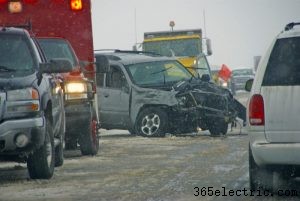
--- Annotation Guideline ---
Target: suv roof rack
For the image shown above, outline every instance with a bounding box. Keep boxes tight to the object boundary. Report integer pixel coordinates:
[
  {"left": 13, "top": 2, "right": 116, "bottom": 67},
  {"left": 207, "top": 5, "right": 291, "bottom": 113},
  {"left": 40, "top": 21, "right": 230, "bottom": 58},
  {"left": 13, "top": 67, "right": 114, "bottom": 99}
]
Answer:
[{"left": 284, "top": 22, "right": 300, "bottom": 31}]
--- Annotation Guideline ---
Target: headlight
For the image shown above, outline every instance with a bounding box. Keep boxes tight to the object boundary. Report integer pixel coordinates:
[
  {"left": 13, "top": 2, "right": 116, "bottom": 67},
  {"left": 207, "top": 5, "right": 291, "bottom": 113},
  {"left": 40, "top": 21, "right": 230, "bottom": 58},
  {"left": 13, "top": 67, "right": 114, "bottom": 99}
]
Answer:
[
  {"left": 6, "top": 88, "right": 40, "bottom": 113},
  {"left": 7, "top": 88, "right": 39, "bottom": 101},
  {"left": 64, "top": 82, "right": 87, "bottom": 100}
]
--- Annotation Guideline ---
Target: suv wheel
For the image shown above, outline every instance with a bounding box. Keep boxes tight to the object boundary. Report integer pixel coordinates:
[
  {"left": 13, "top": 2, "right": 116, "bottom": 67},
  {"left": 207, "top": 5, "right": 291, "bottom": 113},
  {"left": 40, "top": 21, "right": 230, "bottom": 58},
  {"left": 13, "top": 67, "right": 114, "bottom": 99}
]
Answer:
[
  {"left": 27, "top": 116, "right": 55, "bottom": 179},
  {"left": 78, "top": 105, "right": 99, "bottom": 155},
  {"left": 208, "top": 118, "right": 228, "bottom": 136},
  {"left": 135, "top": 107, "right": 168, "bottom": 137},
  {"left": 249, "top": 145, "right": 273, "bottom": 191}
]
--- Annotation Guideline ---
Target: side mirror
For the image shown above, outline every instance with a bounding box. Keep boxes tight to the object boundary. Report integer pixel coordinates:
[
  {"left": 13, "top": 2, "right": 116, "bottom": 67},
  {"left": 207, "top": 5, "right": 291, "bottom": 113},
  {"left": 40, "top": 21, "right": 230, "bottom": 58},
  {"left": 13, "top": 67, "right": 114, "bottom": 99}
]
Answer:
[
  {"left": 201, "top": 74, "right": 211, "bottom": 82},
  {"left": 205, "top": 38, "right": 212, "bottom": 56},
  {"left": 245, "top": 78, "right": 254, "bottom": 92},
  {"left": 40, "top": 58, "right": 73, "bottom": 73},
  {"left": 95, "top": 55, "right": 110, "bottom": 73}
]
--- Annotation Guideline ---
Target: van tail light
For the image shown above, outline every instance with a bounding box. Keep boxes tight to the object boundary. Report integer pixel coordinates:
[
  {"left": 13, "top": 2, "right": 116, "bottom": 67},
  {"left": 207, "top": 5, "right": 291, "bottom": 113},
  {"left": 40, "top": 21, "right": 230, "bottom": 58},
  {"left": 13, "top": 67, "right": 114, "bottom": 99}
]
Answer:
[{"left": 248, "top": 94, "right": 265, "bottom": 126}]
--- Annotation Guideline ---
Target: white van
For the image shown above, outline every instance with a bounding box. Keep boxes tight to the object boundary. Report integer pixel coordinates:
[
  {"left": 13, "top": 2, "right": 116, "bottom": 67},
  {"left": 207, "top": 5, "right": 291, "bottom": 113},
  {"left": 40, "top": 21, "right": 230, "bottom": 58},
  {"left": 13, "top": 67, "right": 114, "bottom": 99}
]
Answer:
[{"left": 246, "top": 22, "right": 300, "bottom": 191}]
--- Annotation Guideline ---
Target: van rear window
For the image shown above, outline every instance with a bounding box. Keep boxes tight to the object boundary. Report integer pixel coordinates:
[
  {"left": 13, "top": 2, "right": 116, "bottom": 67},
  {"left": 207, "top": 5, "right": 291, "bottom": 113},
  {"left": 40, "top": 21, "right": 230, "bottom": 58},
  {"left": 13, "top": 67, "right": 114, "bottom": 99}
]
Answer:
[{"left": 262, "top": 37, "right": 300, "bottom": 86}]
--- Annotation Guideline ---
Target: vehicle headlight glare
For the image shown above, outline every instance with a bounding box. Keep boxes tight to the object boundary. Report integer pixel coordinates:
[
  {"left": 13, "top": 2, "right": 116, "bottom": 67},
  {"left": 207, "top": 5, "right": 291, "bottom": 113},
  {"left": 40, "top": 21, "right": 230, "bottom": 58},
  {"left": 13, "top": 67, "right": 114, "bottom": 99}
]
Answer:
[
  {"left": 65, "top": 82, "right": 87, "bottom": 93},
  {"left": 222, "top": 82, "right": 228, "bottom": 88},
  {"left": 64, "top": 82, "right": 88, "bottom": 100}
]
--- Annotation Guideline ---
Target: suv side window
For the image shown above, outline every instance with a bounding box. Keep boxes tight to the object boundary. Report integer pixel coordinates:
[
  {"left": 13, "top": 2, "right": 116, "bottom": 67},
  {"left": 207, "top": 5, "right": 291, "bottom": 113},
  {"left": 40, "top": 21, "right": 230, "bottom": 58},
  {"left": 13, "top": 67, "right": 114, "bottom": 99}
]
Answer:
[
  {"left": 106, "top": 65, "right": 127, "bottom": 89},
  {"left": 262, "top": 37, "right": 300, "bottom": 86}
]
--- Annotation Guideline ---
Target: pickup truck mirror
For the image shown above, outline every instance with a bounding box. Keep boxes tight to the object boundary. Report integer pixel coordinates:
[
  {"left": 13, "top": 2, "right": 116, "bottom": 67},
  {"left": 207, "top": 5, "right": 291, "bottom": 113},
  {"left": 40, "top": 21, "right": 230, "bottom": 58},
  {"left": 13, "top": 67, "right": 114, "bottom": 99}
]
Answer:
[
  {"left": 203, "top": 38, "right": 212, "bottom": 56},
  {"left": 245, "top": 78, "right": 254, "bottom": 92},
  {"left": 40, "top": 58, "right": 73, "bottom": 73},
  {"left": 95, "top": 55, "right": 110, "bottom": 73}
]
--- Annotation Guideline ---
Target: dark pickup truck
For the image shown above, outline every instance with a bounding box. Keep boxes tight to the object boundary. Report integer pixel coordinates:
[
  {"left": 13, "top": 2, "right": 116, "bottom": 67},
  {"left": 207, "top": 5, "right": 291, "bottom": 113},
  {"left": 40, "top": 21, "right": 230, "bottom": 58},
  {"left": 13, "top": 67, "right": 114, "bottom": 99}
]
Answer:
[{"left": 0, "top": 27, "right": 72, "bottom": 179}]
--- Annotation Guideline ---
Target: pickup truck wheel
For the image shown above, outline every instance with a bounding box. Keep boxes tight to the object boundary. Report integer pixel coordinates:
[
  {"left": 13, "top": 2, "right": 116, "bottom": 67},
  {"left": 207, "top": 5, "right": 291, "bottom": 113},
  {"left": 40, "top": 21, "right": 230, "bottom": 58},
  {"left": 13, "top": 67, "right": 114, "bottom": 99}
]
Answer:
[
  {"left": 249, "top": 145, "right": 273, "bottom": 191},
  {"left": 135, "top": 107, "right": 168, "bottom": 137},
  {"left": 27, "top": 117, "right": 55, "bottom": 179},
  {"left": 208, "top": 118, "right": 228, "bottom": 136},
  {"left": 79, "top": 106, "right": 99, "bottom": 155}
]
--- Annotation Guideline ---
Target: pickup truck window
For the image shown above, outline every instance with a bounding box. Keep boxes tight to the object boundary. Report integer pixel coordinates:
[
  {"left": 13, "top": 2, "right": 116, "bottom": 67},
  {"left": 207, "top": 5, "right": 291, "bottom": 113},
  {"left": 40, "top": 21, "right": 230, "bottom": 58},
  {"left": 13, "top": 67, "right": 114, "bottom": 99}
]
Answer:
[{"left": 38, "top": 38, "right": 77, "bottom": 67}]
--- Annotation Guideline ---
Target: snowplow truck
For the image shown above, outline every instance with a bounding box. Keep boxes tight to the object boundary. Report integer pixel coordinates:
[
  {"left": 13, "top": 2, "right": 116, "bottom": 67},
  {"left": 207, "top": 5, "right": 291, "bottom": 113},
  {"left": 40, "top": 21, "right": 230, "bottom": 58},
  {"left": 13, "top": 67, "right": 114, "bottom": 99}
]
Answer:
[{"left": 142, "top": 29, "right": 212, "bottom": 79}]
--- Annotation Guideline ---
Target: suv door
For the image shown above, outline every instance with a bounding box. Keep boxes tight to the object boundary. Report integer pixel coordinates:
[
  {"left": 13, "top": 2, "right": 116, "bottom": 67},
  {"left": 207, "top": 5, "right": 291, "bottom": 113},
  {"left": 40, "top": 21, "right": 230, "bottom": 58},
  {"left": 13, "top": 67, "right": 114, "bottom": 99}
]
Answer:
[
  {"left": 97, "top": 65, "right": 130, "bottom": 129},
  {"left": 261, "top": 37, "right": 300, "bottom": 142}
]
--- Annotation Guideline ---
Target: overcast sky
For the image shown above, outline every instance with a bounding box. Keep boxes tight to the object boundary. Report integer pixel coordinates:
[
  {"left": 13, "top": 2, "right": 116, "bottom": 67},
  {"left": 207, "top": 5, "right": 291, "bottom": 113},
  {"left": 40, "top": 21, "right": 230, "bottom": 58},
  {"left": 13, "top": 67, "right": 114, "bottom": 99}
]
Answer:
[{"left": 91, "top": 0, "right": 300, "bottom": 69}]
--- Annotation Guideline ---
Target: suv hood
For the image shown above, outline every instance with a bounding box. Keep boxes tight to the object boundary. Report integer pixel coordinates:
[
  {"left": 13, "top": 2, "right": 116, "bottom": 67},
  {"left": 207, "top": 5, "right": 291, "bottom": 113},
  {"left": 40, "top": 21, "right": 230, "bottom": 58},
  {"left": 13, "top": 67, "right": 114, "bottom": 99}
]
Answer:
[{"left": 0, "top": 73, "right": 37, "bottom": 91}]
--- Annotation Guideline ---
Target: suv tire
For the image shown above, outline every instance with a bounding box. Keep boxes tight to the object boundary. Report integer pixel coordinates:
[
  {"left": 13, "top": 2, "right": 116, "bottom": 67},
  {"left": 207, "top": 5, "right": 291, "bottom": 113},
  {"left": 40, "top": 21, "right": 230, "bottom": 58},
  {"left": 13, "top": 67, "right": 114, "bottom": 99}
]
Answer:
[
  {"left": 208, "top": 118, "right": 228, "bottom": 136},
  {"left": 27, "top": 116, "right": 55, "bottom": 179},
  {"left": 135, "top": 107, "right": 168, "bottom": 137}
]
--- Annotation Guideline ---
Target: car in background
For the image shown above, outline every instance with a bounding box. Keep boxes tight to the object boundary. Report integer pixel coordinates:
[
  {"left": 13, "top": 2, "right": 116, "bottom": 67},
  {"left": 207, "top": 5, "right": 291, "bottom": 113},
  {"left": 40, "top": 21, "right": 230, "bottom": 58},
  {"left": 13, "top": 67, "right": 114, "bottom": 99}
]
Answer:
[
  {"left": 246, "top": 22, "right": 300, "bottom": 191},
  {"left": 229, "top": 68, "right": 255, "bottom": 95}
]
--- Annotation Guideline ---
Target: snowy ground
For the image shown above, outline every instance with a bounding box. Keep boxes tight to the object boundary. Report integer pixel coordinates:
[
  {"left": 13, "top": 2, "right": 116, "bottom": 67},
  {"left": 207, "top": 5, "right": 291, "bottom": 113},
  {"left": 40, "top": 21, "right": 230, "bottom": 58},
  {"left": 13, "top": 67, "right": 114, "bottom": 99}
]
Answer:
[{"left": 1, "top": 91, "right": 299, "bottom": 201}]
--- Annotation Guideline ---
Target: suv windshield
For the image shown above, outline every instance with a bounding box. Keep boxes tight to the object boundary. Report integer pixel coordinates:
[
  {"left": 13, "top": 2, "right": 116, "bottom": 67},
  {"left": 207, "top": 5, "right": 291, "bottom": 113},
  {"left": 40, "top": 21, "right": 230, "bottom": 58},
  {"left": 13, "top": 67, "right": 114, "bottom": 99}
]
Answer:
[
  {"left": 126, "top": 60, "right": 193, "bottom": 86},
  {"left": 0, "top": 34, "right": 34, "bottom": 75},
  {"left": 143, "top": 38, "right": 201, "bottom": 57},
  {"left": 263, "top": 37, "right": 300, "bottom": 86}
]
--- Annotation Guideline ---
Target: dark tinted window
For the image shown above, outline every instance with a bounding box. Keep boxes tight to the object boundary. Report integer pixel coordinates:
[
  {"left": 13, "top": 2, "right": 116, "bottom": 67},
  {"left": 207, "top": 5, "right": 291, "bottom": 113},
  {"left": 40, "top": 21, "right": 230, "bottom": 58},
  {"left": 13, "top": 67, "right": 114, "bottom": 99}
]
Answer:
[
  {"left": 38, "top": 38, "right": 77, "bottom": 67},
  {"left": 262, "top": 37, "right": 300, "bottom": 86}
]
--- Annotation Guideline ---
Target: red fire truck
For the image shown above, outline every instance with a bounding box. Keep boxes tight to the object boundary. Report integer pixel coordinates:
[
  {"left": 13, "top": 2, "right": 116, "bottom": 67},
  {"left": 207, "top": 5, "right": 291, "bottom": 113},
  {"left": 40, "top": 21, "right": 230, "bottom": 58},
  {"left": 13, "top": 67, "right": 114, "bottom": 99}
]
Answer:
[{"left": 0, "top": 0, "right": 100, "bottom": 155}]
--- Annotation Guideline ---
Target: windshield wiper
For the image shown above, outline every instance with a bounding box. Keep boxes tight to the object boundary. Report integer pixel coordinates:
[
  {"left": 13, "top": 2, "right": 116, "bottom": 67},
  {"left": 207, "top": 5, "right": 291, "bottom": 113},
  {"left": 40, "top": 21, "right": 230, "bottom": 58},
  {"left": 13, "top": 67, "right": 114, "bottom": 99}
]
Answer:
[
  {"left": 150, "top": 66, "right": 174, "bottom": 85},
  {"left": 0, "top": 66, "right": 16, "bottom": 72},
  {"left": 150, "top": 66, "right": 174, "bottom": 75}
]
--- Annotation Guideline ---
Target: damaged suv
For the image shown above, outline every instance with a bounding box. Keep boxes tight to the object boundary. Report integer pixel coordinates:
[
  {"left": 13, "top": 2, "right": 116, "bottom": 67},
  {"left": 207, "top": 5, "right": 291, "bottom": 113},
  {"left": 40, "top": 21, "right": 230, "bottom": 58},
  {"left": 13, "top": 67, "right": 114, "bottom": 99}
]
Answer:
[{"left": 95, "top": 50, "right": 245, "bottom": 137}]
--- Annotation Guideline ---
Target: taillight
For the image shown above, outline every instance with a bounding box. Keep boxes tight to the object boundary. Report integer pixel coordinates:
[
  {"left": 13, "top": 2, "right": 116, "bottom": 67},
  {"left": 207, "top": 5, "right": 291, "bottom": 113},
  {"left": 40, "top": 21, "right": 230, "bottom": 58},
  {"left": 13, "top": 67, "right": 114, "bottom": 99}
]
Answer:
[
  {"left": 248, "top": 94, "right": 265, "bottom": 126},
  {"left": 70, "top": 0, "right": 82, "bottom": 11}
]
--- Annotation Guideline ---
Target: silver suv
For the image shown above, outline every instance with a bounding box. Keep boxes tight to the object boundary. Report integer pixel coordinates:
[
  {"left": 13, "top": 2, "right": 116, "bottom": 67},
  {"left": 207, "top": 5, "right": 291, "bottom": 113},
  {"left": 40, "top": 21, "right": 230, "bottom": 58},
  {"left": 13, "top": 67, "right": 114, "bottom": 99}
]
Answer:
[{"left": 246, "top": 22, "right": 300, "bottom": 191}]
